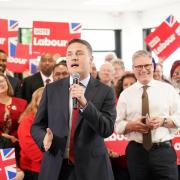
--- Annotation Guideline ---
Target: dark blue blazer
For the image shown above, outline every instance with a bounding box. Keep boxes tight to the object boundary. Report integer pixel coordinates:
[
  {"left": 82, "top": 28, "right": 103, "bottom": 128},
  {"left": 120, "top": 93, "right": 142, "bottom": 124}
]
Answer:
[
  {"left": 31, "top": 76, "right": 116, "bottom": 180},
  {"left": 7, "top": 75, "right": 22, "bottom": 98},
  {"left": 22, "top": 72, "right": 44, "bottom": 102}
]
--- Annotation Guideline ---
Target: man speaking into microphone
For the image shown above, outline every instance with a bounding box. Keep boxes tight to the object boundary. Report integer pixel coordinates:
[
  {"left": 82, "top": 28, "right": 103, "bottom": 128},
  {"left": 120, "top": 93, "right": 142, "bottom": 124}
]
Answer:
[{"left": 31, "top": 39, "right": 116, "bottom": 180}]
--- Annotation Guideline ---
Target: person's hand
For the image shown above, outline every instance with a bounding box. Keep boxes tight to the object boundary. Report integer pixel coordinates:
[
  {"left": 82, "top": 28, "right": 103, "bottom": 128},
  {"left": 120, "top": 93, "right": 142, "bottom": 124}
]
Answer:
[
  {"left": 108, "top": 149, "right": 120, "bottom": 158},
  {"left": 43, "top": 128, "right": 53, "bottom": 151},
  {"left": 13, "top": 168, "right": 24, "bottom": 180},
  {"left": 70, "top": 84, "right": 87, "bottom": 107},
  {"left": 148, "top": 117, "right": 164, "bottom": 129},
  {"left": 125, "top": 117, "right": 149, "bottom": 134},
  {"left": 1, "top": 133, "right": 18, "bottom": 143}
]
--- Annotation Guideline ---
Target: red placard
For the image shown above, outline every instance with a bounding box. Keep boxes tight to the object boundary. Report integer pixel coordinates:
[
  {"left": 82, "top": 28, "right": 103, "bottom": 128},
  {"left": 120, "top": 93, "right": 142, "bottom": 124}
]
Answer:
[
  {"left": 32, "top": 21, "right": 81, "bottom": 56},
  {"left": 104, "top": 132, "right": 128, "bottom": 156},
  {"left": 145, "top": 15, "right": 180, "bottom": 61},
  {"left": 0, "top": 19, "right": 18, "bottom": 57},
  {"left": 105, "top": 130, "right": 180, "bottom": 165},
  {"left": 6, "top": 44, "right": 39, "bottom": 73}
]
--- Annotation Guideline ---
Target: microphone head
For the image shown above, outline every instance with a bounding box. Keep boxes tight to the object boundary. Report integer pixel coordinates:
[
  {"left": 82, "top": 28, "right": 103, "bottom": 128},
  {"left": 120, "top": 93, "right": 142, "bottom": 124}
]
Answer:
[{"left": 72, "top": 72, "right": 80, "bottom": 80}]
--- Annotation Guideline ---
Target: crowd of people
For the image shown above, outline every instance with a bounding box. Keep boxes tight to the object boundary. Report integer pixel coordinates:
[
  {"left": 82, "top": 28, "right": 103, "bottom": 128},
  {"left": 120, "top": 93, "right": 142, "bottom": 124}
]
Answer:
[{"left": 0, "top": 39, "right": 179, "bottom": 180}]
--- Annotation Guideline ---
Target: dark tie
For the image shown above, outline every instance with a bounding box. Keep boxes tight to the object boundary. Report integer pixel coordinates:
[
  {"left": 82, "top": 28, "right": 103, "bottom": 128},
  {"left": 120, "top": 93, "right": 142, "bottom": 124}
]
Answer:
[
  {"left": 69, "top": 108, "right": 79, "bottom": 163},
  {"left": 142, "top": 85, "right": 152, "bottom": 151},
  {"left": 45, "top": 79, "right": 51, "bottom": 85}
]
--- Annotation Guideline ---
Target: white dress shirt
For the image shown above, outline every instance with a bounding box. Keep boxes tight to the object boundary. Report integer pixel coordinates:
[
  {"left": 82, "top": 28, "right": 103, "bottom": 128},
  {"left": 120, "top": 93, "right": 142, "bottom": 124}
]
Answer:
[
  {"left": 40, "top": 71, "right": 53, "bottom": 86},
  {"left": 115, "top": 79, "right": 180, "bottom": 143}
]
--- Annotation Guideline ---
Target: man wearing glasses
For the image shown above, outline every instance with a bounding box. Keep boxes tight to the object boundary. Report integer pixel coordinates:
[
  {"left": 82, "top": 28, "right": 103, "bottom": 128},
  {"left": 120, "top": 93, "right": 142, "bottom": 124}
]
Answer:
[{"left": 115, "top": 50, "right": 180, "bottom": 180}]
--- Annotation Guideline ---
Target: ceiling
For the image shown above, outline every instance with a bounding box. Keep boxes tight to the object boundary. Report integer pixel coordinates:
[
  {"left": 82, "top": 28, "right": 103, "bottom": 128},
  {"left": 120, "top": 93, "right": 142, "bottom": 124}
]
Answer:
[{"left": 0, "top": 0, "right": 179, "bottom": 13}]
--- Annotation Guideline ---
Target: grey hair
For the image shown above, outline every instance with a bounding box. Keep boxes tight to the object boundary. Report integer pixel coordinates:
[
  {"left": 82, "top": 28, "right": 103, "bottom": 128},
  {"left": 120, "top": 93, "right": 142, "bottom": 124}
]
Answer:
[
  {"left": 112, "top": 59, "right": 125, "bottom": 70},
  {"left": 132, "top": 50, "right": 152, "bottom": 64}
]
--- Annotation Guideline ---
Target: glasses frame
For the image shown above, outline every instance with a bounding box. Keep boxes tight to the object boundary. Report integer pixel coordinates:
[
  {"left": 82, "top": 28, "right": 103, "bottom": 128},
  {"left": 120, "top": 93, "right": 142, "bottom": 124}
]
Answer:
[{"left": 134, "top": 63, "right": 153, "bottom": 71}]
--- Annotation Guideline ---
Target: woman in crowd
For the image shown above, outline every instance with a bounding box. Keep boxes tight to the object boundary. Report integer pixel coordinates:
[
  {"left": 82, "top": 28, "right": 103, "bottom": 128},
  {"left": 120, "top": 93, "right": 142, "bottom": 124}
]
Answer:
[
  {"left": 0, "top": 73, "right": 27, "bottom": 156},
  {"left": 0, "top": 73, "right": 27, "bottom": 179},
  {"left": 18, "top": 87, "right": 44, "bottom": 180},
  {"left": 110, "top": 72, "right": 137, "bottom": 180},
  {"left": 115, "top": 72, "right": 137, "bottom": 99}
]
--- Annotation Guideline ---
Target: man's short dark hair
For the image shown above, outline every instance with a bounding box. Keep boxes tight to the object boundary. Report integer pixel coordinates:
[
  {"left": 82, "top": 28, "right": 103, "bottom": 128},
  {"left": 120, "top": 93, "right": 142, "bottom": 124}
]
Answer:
[
  {"left": 53, "top": 60, "right": 67, "bottom": 71},
  {"left": 68, "top": 39, "right": 93, "bottom": 55}
]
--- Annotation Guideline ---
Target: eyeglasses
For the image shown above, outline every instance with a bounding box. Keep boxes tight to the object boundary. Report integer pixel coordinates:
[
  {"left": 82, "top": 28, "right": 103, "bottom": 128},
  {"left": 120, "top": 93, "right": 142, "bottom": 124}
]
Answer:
[{"left": 134, "top": 64, "right": 152, "bottom": 71}]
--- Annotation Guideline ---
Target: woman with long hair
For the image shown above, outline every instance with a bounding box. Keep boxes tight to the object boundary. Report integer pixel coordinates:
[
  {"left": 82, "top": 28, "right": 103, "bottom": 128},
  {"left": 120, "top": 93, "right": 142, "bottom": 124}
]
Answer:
[{"left": 18, "top": 87, "right": 44, "bottom": 180}]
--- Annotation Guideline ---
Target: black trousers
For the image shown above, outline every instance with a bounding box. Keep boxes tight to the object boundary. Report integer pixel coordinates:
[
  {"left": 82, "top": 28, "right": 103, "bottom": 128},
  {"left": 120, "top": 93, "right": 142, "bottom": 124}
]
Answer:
[
  {"left": 23, "top": 169, "right": 39, "bottom": 180},
  {"left": 58, "top": 159, "right": 76, "bottom": 180},
  {"left": 126, "top": 141, "right": 178, "bottom": 180}
]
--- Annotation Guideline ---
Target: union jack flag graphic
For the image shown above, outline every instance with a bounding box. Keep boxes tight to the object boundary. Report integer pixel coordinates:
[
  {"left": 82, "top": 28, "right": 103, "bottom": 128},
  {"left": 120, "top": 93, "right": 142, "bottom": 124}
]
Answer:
[
  {"left": 0, "top": 19, "right": 19, "bottom": 57},
  {"left": 8, "top": 37, "right": 18, "bottom": 57},
  {"left": 29, "top": 58, "right": 39, "bottom": 75},
  {"left": 8, "top": 20, "right": 19, "bottom": 32},
  {"left": 69, "top": 23, "right": 82, "bottom": 34},
  {"left": 0, "top": 148, "right": 16, "bottom": 180},
  {"left": 165, "top": 15, "right": 176, "bottom": 27}
]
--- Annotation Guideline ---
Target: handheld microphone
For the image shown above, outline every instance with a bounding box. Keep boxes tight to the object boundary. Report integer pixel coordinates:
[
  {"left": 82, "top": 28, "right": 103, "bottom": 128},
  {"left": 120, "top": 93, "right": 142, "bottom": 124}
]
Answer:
[{"left": 72, "top": 73, "right": 80, "bottom": 109}]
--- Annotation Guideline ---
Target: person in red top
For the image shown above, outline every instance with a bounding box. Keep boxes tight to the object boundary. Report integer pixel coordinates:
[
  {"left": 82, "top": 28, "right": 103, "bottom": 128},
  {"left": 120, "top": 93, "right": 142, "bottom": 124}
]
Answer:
[
  {"left": 18, "top": 87, "right": 44, "bottom": 180},
  {"left": 0, "top": 73, "right": 27, "bottom": 149}
]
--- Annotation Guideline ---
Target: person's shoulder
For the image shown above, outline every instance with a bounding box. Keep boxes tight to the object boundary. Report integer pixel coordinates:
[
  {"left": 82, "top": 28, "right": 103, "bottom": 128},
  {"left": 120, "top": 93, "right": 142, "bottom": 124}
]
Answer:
[
  {"left": 23, "top": 72, "right": 41, "bottom": 82},
  {"left": 12, "top": 97, "right": 27, "bottom": 106},
  {"left": 46, "top": 77, "right": 69, "bottom": 90},
  {"left": 154, "top": 79, "right": 173, "bottom": 89}
]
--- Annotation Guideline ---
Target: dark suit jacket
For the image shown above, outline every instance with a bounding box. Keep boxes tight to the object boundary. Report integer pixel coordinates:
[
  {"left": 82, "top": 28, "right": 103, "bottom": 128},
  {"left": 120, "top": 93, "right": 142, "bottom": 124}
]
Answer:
[
  {"left": 31, "top": 76, "right": 116, "bottom": 180},
  {"left": 22, "top": 72, "right": 44, "bottom": 102},
  {"left": 7, "top": 75, "right": 22, "bottom": 98}
]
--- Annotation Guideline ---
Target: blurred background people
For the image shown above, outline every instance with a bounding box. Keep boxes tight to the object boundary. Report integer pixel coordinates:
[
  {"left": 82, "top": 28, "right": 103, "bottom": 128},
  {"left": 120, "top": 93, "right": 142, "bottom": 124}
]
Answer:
[
  {"left": 170, "top": 60, "right": 180, "bottom": 94},
  {"left": 18, "top": 87, "right": 44, "bottom": 180},
  {"left": 99, "top": 62, "right": 114, "bottom": 87},
  {"left": 105, "top": 52, "right": 117, "bottom": 63},
  {"left": 22, "top": 52, "right": 56, "bottom": 102},
  {"left": 0, "top": 49, "right": 22, "bottom": 98},
  {"left": 112, "top": 59, "right": 125, "bottom": 89},
  {"left": 52, "top": 60, "right": 69, "bottom": 81},
  {"left": 153, "top": 63, "right": 171, "bottom": 84},
  {"left": 90, "top": 62, "right": 98, "bottom": 79},
  {"left": 0, "top": 73, "right": 27, "bottom": 163}
]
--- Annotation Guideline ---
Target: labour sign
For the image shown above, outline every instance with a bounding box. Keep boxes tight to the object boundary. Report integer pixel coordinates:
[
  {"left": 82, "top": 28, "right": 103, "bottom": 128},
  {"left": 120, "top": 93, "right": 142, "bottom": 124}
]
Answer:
[
  {"left": 145, "top": 15, "right": 179, "bottom": 61},
  {"left": 32, "top": 21, "right": 81, "bottom": 56}
]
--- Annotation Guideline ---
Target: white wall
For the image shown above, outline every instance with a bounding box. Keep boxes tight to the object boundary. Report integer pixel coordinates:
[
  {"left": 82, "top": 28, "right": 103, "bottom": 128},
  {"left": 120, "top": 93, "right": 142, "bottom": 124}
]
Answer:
[{"left": 0, "top": 2, "right": 179, "bottom": 76}]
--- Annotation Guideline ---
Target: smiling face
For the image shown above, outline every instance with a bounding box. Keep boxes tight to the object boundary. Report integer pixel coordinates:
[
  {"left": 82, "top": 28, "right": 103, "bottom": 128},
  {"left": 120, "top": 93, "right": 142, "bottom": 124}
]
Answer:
[
  {"left": 0, "top": 52, "right": 7, "bottom": 73},
  {"left": 66, "top": 42, "right": 93, "bottom": 80},
  {"left": 132, "top": 51, "right": 154, "bottom": 85},
  {"left": 0, "top": 75, "right": 8, "bottom": 95},
  {"left": 123, "top": 76, "right": 137, "bottom": 90},
  {"left": 153, "top": 64, "right": 163, "bottom": 81}
]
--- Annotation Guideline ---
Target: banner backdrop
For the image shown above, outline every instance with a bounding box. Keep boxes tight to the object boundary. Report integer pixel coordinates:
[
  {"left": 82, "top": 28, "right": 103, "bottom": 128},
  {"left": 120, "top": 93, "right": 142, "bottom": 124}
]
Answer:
[
  {"left": 0, "top": 148, "right": 16, "bottom": 180},
  {"left": 145, "top": 15, "right": 180, "bottom": 61},
  {"left": 32, "top": 21, "right": 81, "bottom": 56},
  {"left": 0, "top": 19, "right": 18, "bottom": 57}
]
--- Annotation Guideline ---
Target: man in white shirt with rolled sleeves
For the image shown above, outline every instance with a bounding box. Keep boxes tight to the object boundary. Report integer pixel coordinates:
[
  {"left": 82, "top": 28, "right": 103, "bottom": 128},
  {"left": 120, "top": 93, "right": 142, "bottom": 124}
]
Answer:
[{"left": 115, "top": 50, "right": 180, "bottom": 180}]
